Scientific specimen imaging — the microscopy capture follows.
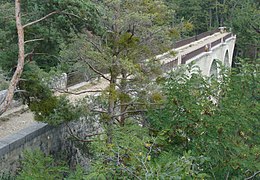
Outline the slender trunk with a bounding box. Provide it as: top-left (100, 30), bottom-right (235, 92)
top-left (119, 69), bottom-right (127, 126)
top-left (107, 69), bottom-right (117, 144)
top-left (0, 0), bottom-right (24, 116)
top-left (209, 8), bottom-right (212, 29)
top-left (106, 3), bottom-right (121, 143)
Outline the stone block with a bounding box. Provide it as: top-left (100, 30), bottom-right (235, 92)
top-left (0, 141), bottom-right (9, 157)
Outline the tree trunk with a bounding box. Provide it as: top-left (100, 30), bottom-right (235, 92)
top-left (119, 69), bottom-right (127, 126)
top-left (107, 71), bottom-right (117, 144)
top-left (0, 0), bottom-right (24, 116)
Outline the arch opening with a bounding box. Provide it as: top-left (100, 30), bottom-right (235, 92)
top-left (209, 59), bottom-right (218, 77)
top-left (224, 50), bottom-right (230, 67)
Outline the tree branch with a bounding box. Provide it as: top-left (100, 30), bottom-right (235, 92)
top-left (113, 109), bottom-right (147, 118)
top-left (91, 109), bottom-right (108, 114)
top-left (245, 171), bottom-right (260, 180)
top-left (66, 123), bottom-right (101, 143)
top-left (54, 88), bottom-right (103, 95)
top-left (25, 52), bottom-right (46, 58)
top-left (24, 38), bottom-right (44, 44)
top-left (80, 57), bottom-right (111, 81)
top-left (23, 11), bottom-right (59, 28)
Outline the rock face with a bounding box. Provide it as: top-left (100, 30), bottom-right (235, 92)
top-left (47, 73), bottom-right (68, 90)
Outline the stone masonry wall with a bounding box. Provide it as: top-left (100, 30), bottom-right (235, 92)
top-left (0, 118), bottom-right (96, 176)
top-left (0, 122), bottom-right (65, 175)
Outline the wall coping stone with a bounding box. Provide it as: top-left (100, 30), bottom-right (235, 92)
top-left (0, 122), bottom-right (49, 158)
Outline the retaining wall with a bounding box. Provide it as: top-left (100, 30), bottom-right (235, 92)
top-left (0, 122), bottom-right (65, 174)
top-left (0, 117), bottom-right (98, 176)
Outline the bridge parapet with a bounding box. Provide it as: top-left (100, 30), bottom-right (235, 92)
top-left (160, 29), bottom-right (235, 72)
top-left (174, 28), bottom-right (219, 49)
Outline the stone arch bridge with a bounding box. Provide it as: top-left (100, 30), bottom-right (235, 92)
top-left (158, 27), bottom-right (236, 76)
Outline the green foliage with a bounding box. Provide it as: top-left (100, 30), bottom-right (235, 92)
top-left (0, 172), bottom-right (15, 180)
top-left (229, 0), bottom-right (259, 59)
top-left (30, 96), bottom-right (80, 125)
top-left (17, 150), bottom-right (69, 180)
top-left (147, 60), bottom-right (260, 178)
top-left (86, 121), bottom-right (207, 179)
top-left (17, 150), bottom-right (90, 180)
top-left (0, 0), bottom-right (101, 73)
top-left (18, 63), bottom-right (79, 125)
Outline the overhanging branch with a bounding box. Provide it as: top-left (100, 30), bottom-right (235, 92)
top-left (54, 88), bottom-right (103, 95)
top-left (23, 11), bottom-right (60, 28)
top-left (24, 38), bottom-right (44, 44)
top-left (80, 57), bottom-right (111, 81)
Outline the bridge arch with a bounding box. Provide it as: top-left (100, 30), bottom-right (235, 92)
top-left (209, 59), bottom-right (218, 77)
top-left (224, 50), bottom-right (230, 67)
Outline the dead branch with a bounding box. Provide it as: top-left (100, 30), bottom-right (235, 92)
top-left (23, 11), bottom-right (59, 28)
top-left (112, 109), bottom-right (147, 118)
top-left (80, 57), bottom-right (111, 81)
top-left (24, 38), bottom-right (44, 44)
top-left (25, 52), bottom-right (46, 58)
top-left (54, 88), bottom-right (103, 95)
top-left (91, 109), bottom-right (108, 114)
top-left (245, 171), bottom-right (260, 180)
top-left (66, 123), bottom-right (101, 142)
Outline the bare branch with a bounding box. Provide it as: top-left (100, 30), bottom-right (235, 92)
top-left (91, 109), bottom-right (108, 114)
top-left (66, 123), bottom-right (101, 143)
top-left (85, 38), bottom-right (104, 54)
top-left (115, 102), bottom-right (162, 107)
top-left (61, 12), bottom-right (81, 19)
top-left (24, 38), bottom-right (44, 44)
top-left (54, 88), bottom-right (103, 95)
top-left (25, 52), bottom-right (46, 58)
top-left (113, 109), bottom-right (147, 118)
top-left (14, 90), bottom-right (27, 93)
top-left (245, 171), bottom-right (260, 180)
top-left (80, 57), bottom-right (111, 81)
top-left (23, 11), bottom-right (59, 28)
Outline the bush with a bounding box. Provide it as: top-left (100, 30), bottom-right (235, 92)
top-left (147, 60), bottom-right (260, 178)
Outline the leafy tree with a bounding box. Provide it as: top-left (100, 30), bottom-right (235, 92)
top-left (0, 0), bottom-right (101, 72)
top-left (228, 0), bottom-right (259, 59)
top-left (87, 122), bottom-right (208, 179)
top-left (147, 59), bottom-right (260, 178)
top-left (17, 150), bottom-right (69, 180)
top-left (60, 0), bottom-right (175, 143)
top-left (0, 0), bottom-right (101, 115)
top-left (169, 0), bottom-right (259, 59)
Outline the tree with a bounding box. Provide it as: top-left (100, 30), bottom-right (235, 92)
top-left (228, 0), bottom-right (259, 59)
top-left (147, 59), bottom-right (260, 178)
top-left (0, 0), bottom-right (26, 115)
top-left (59, 0), bottom-right (175, 143)
top-left (0, 0), bottom-right (101, 72)
top-left (0, 0), bottom-right (100, 116)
